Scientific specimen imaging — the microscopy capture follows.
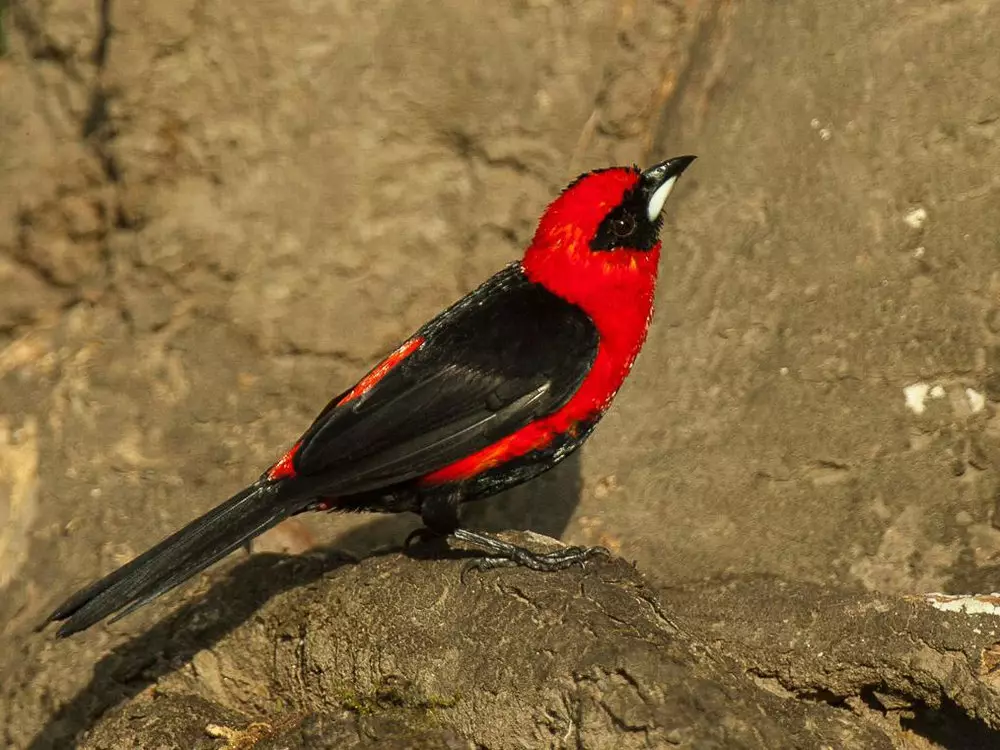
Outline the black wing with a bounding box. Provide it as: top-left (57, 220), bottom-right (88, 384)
top-left (291, 263), bottom-right (600, 493)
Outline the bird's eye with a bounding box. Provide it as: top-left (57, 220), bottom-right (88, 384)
top-left (610, 214), bottom-right (636, 238)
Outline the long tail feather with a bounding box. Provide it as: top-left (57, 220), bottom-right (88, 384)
top-left (46, 479), bottom-right (310, 637)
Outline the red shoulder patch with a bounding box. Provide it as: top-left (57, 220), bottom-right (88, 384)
top-left (336, 337), bottom-right (424, 407)
top-left (265, 337), bottom-right (423, 482)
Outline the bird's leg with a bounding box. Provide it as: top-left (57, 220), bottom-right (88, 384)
top-left (450, 528), bottom-right (609, 574)
top-left (406, 492), bottom-right (461, 550)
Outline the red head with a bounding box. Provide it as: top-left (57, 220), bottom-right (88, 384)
top-left (522, 156), bottom-right (695, 340)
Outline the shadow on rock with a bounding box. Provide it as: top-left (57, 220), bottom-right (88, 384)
top-left (27, 548), bottom-right (354, 750)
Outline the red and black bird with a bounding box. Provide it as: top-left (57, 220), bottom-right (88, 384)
top-left (47, 155), bottom-right (695, 637)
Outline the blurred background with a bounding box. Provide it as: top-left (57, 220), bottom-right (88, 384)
top-left (1, 0), bottom-right (999, 746)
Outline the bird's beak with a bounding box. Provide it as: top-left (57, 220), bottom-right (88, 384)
top-left (641, 155), bottom-right (696, 222)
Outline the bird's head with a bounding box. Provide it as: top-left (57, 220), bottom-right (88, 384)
top-left (522, 156), bottom-right (695, 309)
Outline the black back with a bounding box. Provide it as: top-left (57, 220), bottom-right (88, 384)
top-left (292, 264), bottom-right (600, 495)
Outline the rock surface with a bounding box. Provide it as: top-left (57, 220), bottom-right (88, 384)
top-left (47, 537), bottom-right (1000, 748)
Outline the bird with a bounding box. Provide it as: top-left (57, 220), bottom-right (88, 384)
top-left (45, 155), bottom-right (696, 637)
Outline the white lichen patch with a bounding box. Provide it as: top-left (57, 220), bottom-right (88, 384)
top-left (904, 207), bottom-right (928, 229)
top-left (904, 383), bottom-right (930, 414)
top-left (921, 593), bottom-right (1000, 616)
top-left (903, 382), bottom-right (958, 415)
top-left (966, 388), bottom-right (986, 414)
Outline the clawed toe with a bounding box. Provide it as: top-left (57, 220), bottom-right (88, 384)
top-left (404, 526), bottom-right (443, 551)
top-left (453, 528), bottom-right (610, 581)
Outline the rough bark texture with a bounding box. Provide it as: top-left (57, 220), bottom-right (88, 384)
top-left (20, 534), bottom-right (1000, 749)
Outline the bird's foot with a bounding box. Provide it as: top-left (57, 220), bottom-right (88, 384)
top-left (450, 528), bottom-right (609, 578)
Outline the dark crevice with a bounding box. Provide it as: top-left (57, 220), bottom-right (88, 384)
top-left (748, 670), bottom-right (1000, 748)
top-left (599, 700), bottom-right (650, 734)
top-left (84, 0), bottom-right (130, 315)
top-left (749, 671), bottom-right (852, 712)
top-left (900, 709), bottom-right (1000, 750)
top-left (14, 213), bottom-right (80, 293)
top-left (113, 201), bottom-right (142, 229)
top-left (94, 0), bottom-right (112, 68)
top-left (881, 692), bottom-right (1000, 750)
top-left (29, 43), bottom-right (71, 65)
top-left (82, 89), bottom-right (111, 139)
top-left (10, 255), bottom-right (82, 293)
top-left (775, 680), bottom-right (1000, 750)
top-left (81, 83), bottom-right (123, 186)
top-left (794, 686), bottom-right (849, 709)
top-left (7, 4), bottom-right (84, 134)
top-left (8, 5), bottom-right (70, 68)
top-left (100, 149), bottom-right (122, 183)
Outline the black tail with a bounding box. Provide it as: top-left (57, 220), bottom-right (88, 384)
top-left (46, 479), bottom-right (311, 637)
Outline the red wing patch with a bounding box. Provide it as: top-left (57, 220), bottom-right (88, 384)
top-left (264, 337), bottom-right (424, 482)
top-left (420, 420), bottom-right (557, 485)
top-left (421, 341), bottom-right (627, 485)
top-left (336, 337), bottom-right (424, 407)
top-left (267, 441), bottom-right (301, 481)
